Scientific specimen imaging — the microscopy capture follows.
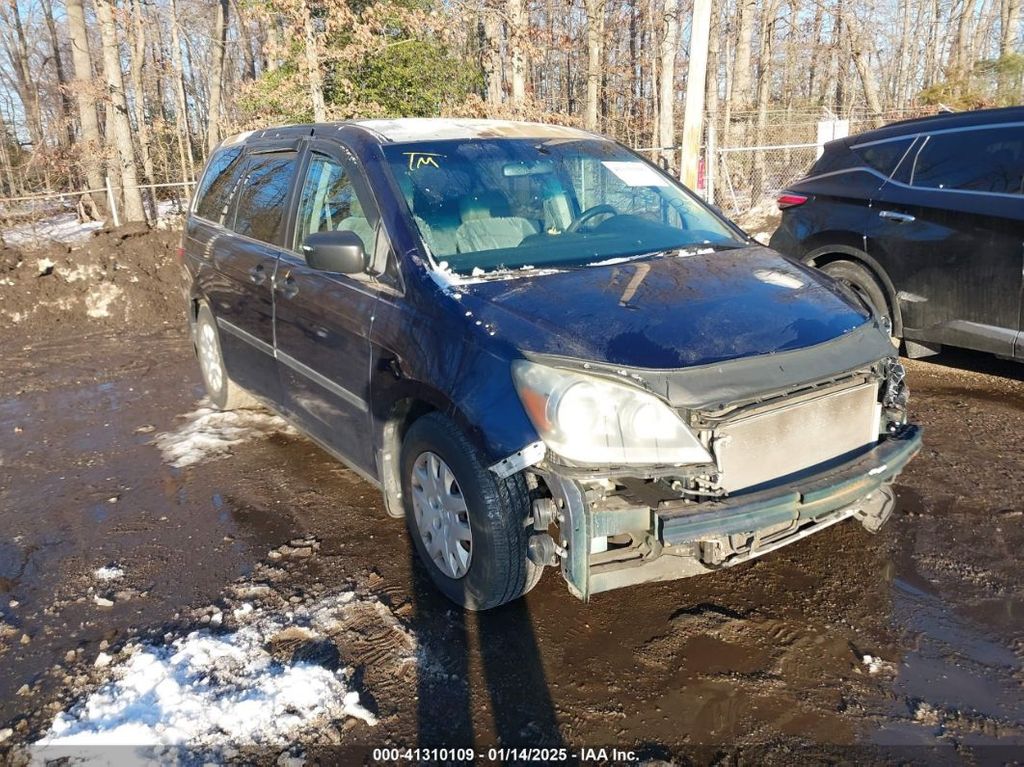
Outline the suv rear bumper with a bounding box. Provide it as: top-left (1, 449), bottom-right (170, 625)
top-left (542, 425), bottom-right (922, 601)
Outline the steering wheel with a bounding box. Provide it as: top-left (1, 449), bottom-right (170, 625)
top-left (566, 204), bottom-right (619, 233)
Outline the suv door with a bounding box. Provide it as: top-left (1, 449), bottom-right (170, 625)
top-left (866, 125), bottom-right (1024, 356)
top-left (188, 143), bottom-right (299, 402)
top-left (273, 141), bottom-right (383, 476)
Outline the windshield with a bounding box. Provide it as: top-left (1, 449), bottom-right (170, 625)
top-left (382, 138), bottom-right (744, 275)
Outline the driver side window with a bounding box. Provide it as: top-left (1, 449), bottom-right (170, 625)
top-left (293, 153), bottom-right (377, 258)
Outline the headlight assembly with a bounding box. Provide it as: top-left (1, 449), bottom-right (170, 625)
top-left (511, 360), bottom-right (712, 467)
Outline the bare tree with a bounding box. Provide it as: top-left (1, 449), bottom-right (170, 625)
top-left (585, 0), bottom-right (606, 130)
top-left (65, 0), bottom-right (106, 213)
top-left (168, 0), bottom-right (195, 181)
top-left (95, 0), bottom-right (147, 223)
top-left (300, 2), bottom-right (327, 121)
top-left (207, 0), bottom-right (230, 152)
top-left (658, 0), bottom-right (680, 166)
top-left (507, 0), bottom-right (528, 105)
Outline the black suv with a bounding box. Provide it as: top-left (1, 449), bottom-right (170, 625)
top-left (770, 106), bottom-right (1024, 360)
top-left (182, 119), bottom-right (919, 609)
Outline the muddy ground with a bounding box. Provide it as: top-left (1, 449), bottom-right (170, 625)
top-left (0, 229), bottom-right (1022, 763)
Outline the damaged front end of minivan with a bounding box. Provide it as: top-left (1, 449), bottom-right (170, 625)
top-left (494, 319), bottom-right (921, 602)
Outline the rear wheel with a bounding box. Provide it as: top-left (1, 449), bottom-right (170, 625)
top-left (194, 303), bottom-right (258, 410)
top-left (400, 412), bottom-right (540, 611)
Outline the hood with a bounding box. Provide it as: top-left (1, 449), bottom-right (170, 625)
top-left (456, 246), bottom-right (872, 369)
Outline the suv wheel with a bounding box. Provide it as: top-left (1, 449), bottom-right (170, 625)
top-left (400, 412), bottom-right (540, 610)
top-left (820, 259), bottom-right (894, 336)
top-left (194, 303), bottom-right (258, 410)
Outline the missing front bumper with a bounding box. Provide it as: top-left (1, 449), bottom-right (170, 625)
top-left (542, 424), bottom-right (922, 601)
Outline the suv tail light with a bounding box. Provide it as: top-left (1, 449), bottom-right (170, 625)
top-left (776, 193), bottom-right (808, 209)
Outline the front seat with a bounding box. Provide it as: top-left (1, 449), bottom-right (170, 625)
top-left (454, 193), bottom-right (537, 254)
top-left (337, 195), bottom-right (374, 254)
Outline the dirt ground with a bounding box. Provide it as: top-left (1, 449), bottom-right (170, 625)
top-left (0, 229), bottom-right (1022, 763)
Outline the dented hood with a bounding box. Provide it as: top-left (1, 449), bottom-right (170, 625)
top-left (457, 246), bottom-right (873, 369)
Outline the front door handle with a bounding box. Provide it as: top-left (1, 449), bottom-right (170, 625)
top-left (278, 275), bottom-right (299, 299)
top-left (878, 210), bottom-right (915, 223)
top-left (248, 264), bottom-right (267, 285)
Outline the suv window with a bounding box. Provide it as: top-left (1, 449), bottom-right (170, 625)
top-left (912, 127), bottom-right (1024, 194)
top-left (228, 151), bottom-right (298, 244)
top-left (194, 147), bottom-right (244, 223)
top-left (853, 138), bottom-right (914, 176)
top-left (293, 152), bottom-right (377, 256)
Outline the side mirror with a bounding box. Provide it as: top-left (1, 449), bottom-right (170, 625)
top-left (301, 230), bottom-right (367, 274)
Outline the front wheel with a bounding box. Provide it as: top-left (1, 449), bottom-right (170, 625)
top-left (819, 259), bottom-right (893, 331)
top-left (400, 413), bottom-right (540, 611)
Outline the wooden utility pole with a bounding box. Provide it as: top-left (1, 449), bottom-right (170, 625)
top-left (681, 0), bottom-right (713, 189)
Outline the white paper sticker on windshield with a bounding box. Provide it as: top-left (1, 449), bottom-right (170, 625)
top-left (601, 161), bottom-right (671, 187)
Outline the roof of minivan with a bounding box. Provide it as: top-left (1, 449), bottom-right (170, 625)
top-left (352, 118), bottom-right (594, 143)
top-left (846, 105), bottom-right (1024, 145)
top-left (219, 118), bottom-right (595, 149)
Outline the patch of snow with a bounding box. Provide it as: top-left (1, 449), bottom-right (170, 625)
top-left (5, 212), bottom-right (104, 247)
top-left (63, 263), bottom-right (103, 282)
top-left (85, 283), bottom-right (123, 317)
top-left (862, 654), bottom-right (895, 675)
top-left (94, 565), bottom-right (125, 581)
top-left (152, 402), bottom-right (297, 468)
top-left (36, 593), bottom-right (380, 755)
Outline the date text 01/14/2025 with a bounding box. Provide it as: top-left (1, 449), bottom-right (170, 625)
top-left (371, 747), bottom-right (639, 762)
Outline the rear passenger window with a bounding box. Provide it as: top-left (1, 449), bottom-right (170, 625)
top-left (912, 127), bottom-right (1024, 194)
top-left (230, 152), bottom-right (298, 244)
top-left (194, 147), bottom-right (244, 223)
top-left (853, 139), bottom-right (913, 176)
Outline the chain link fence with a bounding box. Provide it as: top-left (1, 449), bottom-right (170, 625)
top-left (705, 107), bottom-right (939, 220)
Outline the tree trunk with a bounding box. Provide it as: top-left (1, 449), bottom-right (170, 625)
top-left (481, 1), bottom-right (503, 106)
top-left (948, 0), bottom-right (979, 80)
top-left (751, 0), bottom-right (779, 203)
top-left (130, 0), bottom-right (157, 221)
top-left (3, 0), bottom-right (45, 150)
top-left (40, 0), bottom-right (76, 147)
top-left (658, 0), bottom-right (680, 168)
top-left (584, 0), bottom-right (606, 130)
top-left (206, 0), bottom-right (230, 153)
top-left (507, 0), bottom-right (528, 105)
top-left (95, 0), bottom-right (147, 223)
top-left (300, 3), bottom-right (327, 121)
top-left (65, 0), bottom-right (107, 213)
top-left (169, 0), bottom-right (196, 181)
top-left (843, 13), bottom-right (885, 127)
top-left (1002, 0), bottom-right (1022, 56)
top-left (731, 0), bottom-right (757, 110)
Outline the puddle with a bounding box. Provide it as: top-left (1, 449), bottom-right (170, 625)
top-left (872, 505), bottom-right (1024, 745)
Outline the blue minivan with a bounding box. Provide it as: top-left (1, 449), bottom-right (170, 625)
top-left (181, 118), bottom-right (921, 609)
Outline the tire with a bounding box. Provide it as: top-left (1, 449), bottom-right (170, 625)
top-left (194, 303), bottom-right (258, 411)
top-left (400, 412), bottom-right (540, 611)
top-left (820, 259), bottom-right (893, 328)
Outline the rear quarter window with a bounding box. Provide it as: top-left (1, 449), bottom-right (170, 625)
top-left (807, 143), bottom-right (858, 176)
top-left (193, 147), bottom-right (244, 223)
